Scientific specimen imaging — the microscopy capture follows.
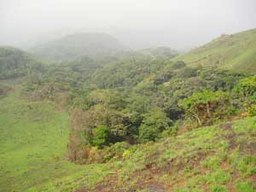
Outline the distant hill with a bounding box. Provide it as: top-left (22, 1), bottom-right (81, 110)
top-left (175, 28), bottom-right (256, 72)
top-left (138, 47), bottom-right (178, 59)
top-left (0, 47), bottom-right (44, 80)
top-left (30, 33), bottom-right (128, 62)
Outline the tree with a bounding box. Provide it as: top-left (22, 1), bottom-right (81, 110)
top-left (70, 104), bottom-right (128, 148)
top-left (139, 108), bottom-right (171, 142)
top-left (91, 125), bottom-right (111, 148)
top-left (233, 76), bottom-right (256, 116)
top-left (233, 76), bottom-right (256, 97)
top-left (179, 90), bottom-right (230, 126)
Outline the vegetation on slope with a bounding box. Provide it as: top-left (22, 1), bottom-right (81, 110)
top-left (0, 87), bottom-right (111, 192)
top-left (0, 86), bottom-right (255, 192)
top-left (175, 28), bottom-right (256, 72)
top-left (0, 46), bottom-right (45, 80)
top-left (22, 29), bottom-right (256, 164)
top-left (76, 116), bottom-right (256, 192)
top-left (0, 28), bottom-right (255, 191)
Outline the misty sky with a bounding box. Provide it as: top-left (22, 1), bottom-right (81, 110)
top-left (1, 0), bottom-right (256, 50)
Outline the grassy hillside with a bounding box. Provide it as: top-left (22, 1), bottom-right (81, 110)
top-left (30, 33), bottom-right (128, 62)
top-left (0, 86), bottom-right (255, 192)
top-left (175, 28), bottom-right (256, 72)
top-left (0, 86), bottom-right (112, 192)
top-left (0, 28), bottom-right (255, 192)
top-left (78, 116), bottom-right (256, 192)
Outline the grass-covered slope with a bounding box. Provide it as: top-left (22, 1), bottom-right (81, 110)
top-left (1, 28), bottom-right (256, 192)
top-left (175, 28), bottom-right (256, 72)
top-left (0, 87), bottom-right (110, 192)
top-left (0, 86), bottom-right (255, 191)
top-left (76, 117), bottom-right (256, 192)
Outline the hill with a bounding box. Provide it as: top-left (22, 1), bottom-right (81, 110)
top-left (175, 28), bottom-right (256, 72)
top-left (0, 28), bottom-right (255, 192)
top-left (0, 46), bottom-right (45, 80)
top-left (30, 33), bottom-right (128, 62)
top-left (138, 47), bottom-right (178, 59)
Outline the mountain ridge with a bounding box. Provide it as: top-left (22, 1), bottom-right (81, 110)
top-left (30, 33), bottom-right (129, 62)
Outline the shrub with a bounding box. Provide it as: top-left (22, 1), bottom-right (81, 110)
top-left (179, 90), bottom-right (231, 126)
top-left (233, 76), bottom-right (256, 115)
top-left (139, 108), bottom-right (171, 142)
top-left (91, 125), bottom-right (111, 148)
top-left (102, 142), bottom-right (130, 161)
top-left (172, 60), bottom-right (186, 69)
top-left (178, 67), bottom-right (198, 78)
top-left (233, 76), bottom-right (256, 97)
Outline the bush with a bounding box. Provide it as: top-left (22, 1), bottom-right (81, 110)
top-left (233, 76), bottom-right (256, 97)
top-left (172, 60), bottom-right (186, 69)
top-left (179, 90), bottom-right (231, 126)
top-left (248, 104), bottom-right (256, 116)
top-left (91, 125), bottom-right (111, 148)
top-left (233, 76), bottom-right (256, 115)
top-left (102, 142), bottom-right (131, 161)
top-left (178, 67), bottom-right (198, 78)
top-left (139, 108), bottom-right (171, 142)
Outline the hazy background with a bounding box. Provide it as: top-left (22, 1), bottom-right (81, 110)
top-left (1, 0), bottom-right (256, 50)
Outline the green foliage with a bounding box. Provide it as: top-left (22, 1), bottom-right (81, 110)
top-left (233, 76), bottom-right (256, 96)
top-left (0, 46), bottom-right (46, 80)
top-left (233, 76), bottom-right (256, 115)
top-left (70, 104), bottom-right (128, 145)
top-left (177, 66), bottom-right (198, 78)
top-left (139, 108), bottom-right (171, 142)
top-left (86, 89), bottom-right (126, 109)
top-left (180, 90), bottom-right (231, 126)
top-left (248, 104), bottom-right (256, 116)
top-left (91, 125), bottom-right (111, 148)
top-left (103, 142), bottom-right (131, 161)
top-left (199, 68), bottom-right (245, 91)
top-left (181, 90), bottom-right (227, 109)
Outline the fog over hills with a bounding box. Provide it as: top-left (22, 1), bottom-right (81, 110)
top-left (30, 33), bottom-right (128, 62)
top-left (1, 0), bottom-right (256, 50)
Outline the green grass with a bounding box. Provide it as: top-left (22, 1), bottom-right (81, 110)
top-left (174, 28), bottom-right (256, 72)
top-left (236, 181), bottom-right (255, 192)
top-left (0, 89), bottom-right (111, 191)
top-left (73, 116), bottom-right (255, 191)
top-left (0, 87), bottom-right (255, 191)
